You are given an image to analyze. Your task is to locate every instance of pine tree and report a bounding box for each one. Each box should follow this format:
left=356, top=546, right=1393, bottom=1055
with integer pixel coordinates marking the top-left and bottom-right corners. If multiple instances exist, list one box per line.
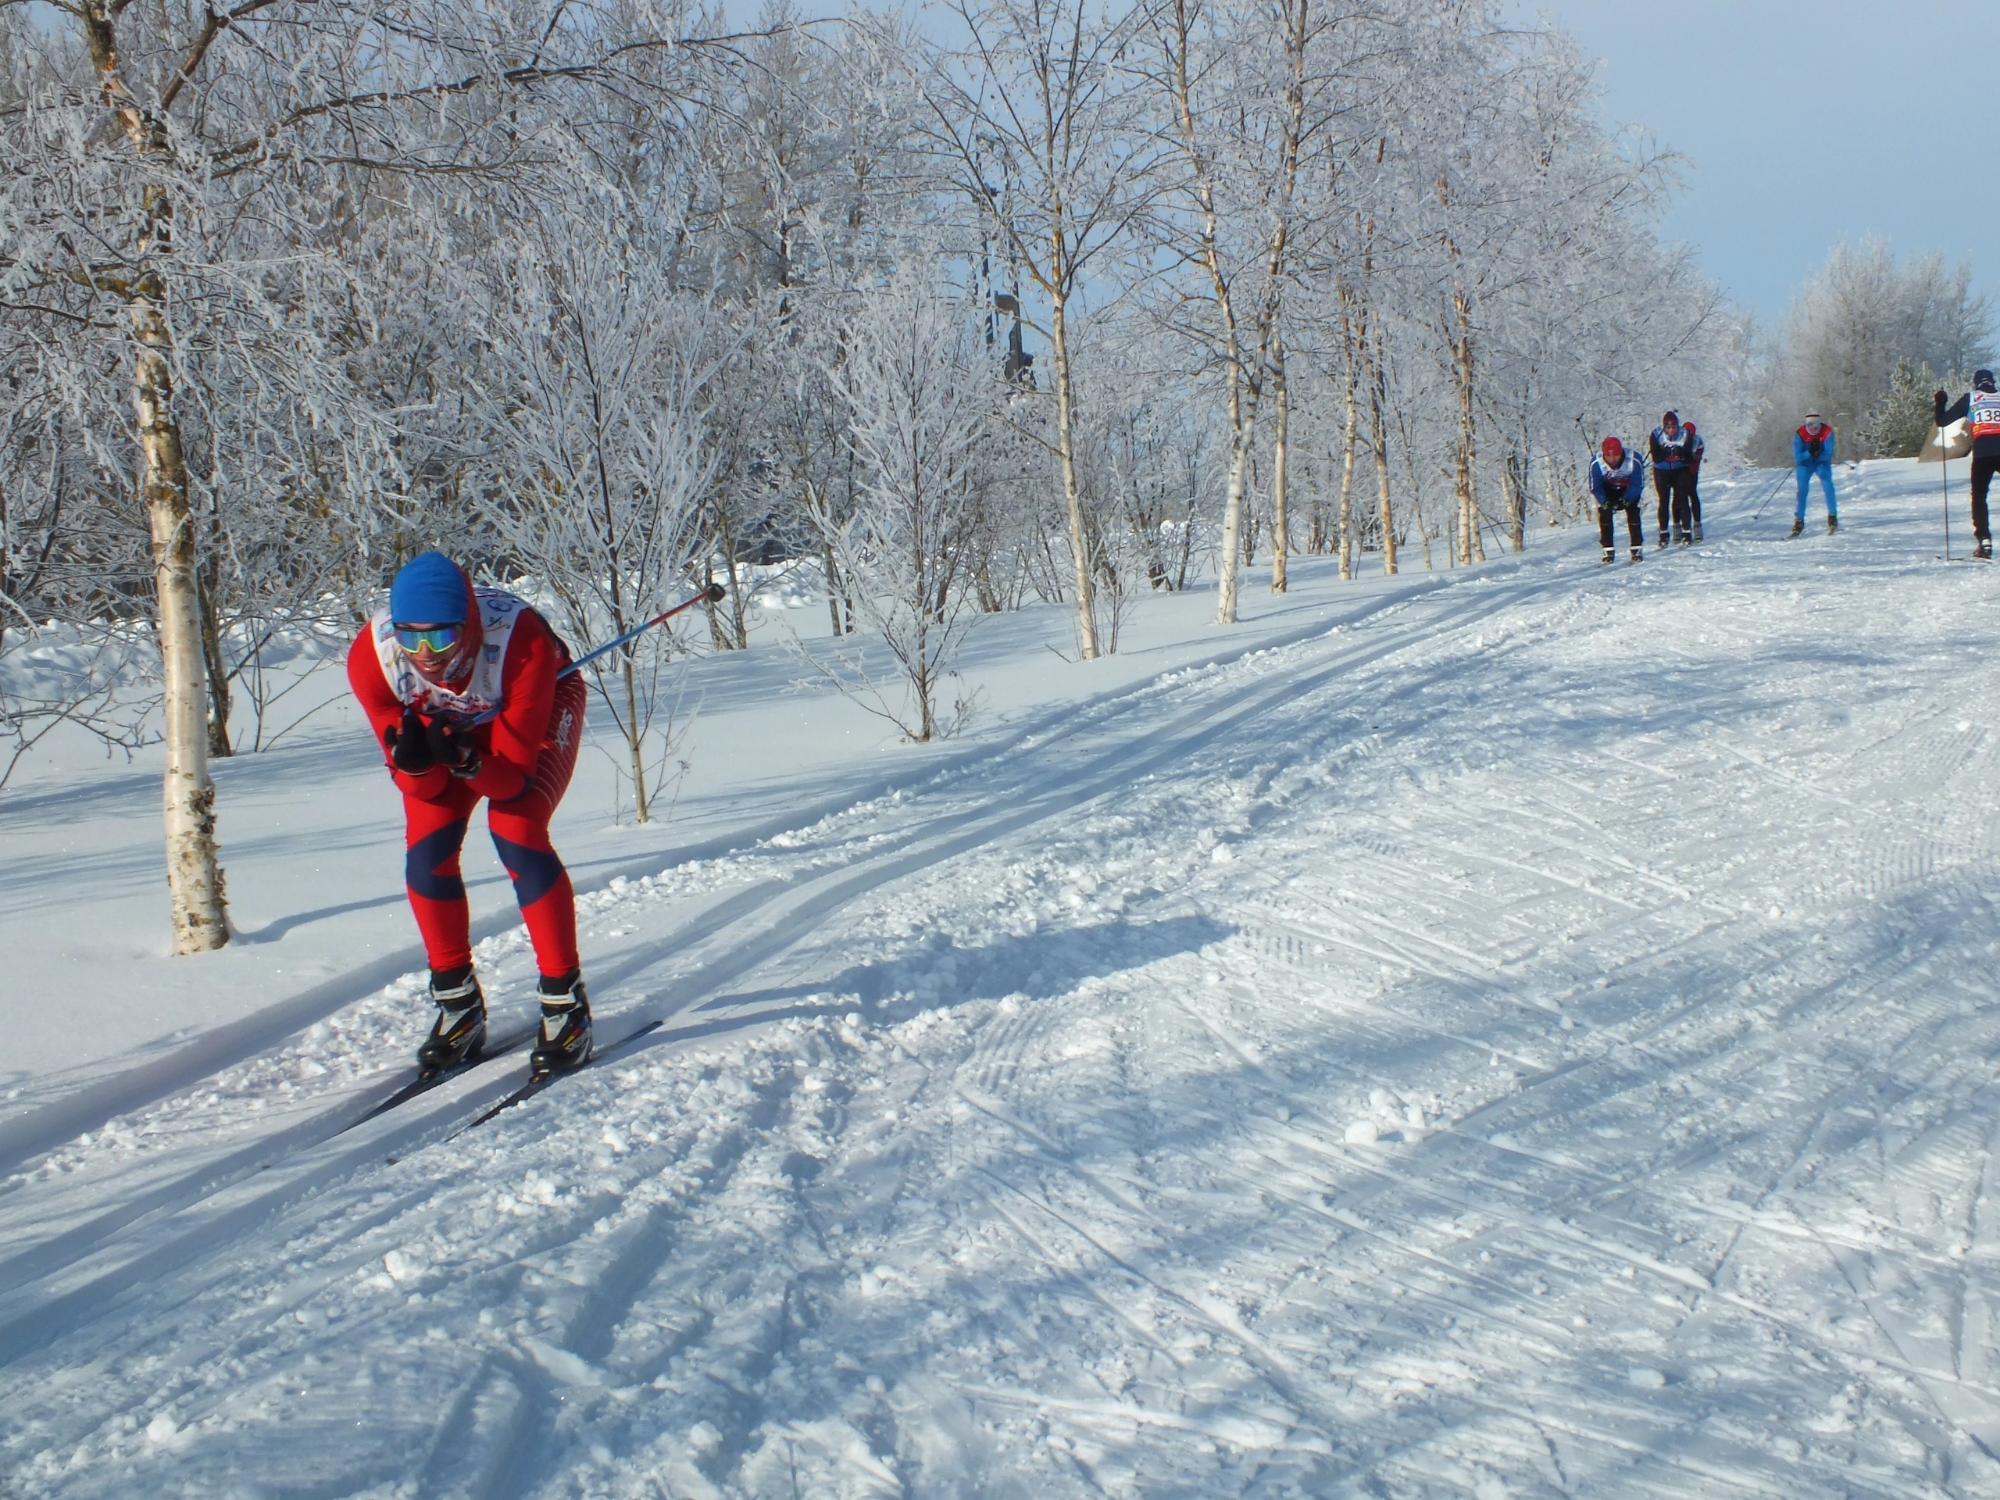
left=1859, top=360, right=1946, bottom=459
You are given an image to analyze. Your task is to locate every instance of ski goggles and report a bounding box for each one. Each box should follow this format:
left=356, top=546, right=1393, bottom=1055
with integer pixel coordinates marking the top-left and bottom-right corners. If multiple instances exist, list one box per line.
left=394, top=623, right=463, bottom=654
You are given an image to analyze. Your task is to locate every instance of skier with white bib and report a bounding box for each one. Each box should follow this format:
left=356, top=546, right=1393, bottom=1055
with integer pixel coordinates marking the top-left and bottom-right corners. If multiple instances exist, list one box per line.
left=1935, top=369, right=2000, bottom=558
left=1648, top=411, right=1699, bottom=547
left=345, top=550, right=594, bottom=1080
left=1588, top=436, right=1646, bottom=564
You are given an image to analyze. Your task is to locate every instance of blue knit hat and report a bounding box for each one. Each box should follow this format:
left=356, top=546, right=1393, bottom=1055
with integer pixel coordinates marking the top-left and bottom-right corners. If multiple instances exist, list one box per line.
left=389, top=551, right=470, bottom=625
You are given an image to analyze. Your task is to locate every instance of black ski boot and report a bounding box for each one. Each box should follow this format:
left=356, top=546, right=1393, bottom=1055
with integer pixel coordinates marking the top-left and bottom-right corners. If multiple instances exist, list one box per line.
left=1691, top=523, right=1704, bottom=543
left=417, top=965, right=487, bottom=1077
left=1788, top=517, right=1804, bottom=538
left=1629, top=546, right=1643, bottom=563
left=1827, top=515, right=1839, bottom=535
left=529, top=970, right=593, bottom=1079
left=1601, top=546, right=1615, bottom=565
left=1977, top=536, right=1993, bottom=560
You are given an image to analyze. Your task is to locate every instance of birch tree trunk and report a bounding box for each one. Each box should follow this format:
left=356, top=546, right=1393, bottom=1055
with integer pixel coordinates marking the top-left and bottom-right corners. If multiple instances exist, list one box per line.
left=1050, top=296, right=1102, bottom=660
left=84, top=10, right=229, bottom=952
left=1337, top=300, right=1360, bottom=582
left=1215, top=391, right=1255, bottom=625
left=1270, top=333, right=1289, bottom=594
left=1452, top=288, right=1479, bottom=566
left=1366, top=317, right=1396, bottom=577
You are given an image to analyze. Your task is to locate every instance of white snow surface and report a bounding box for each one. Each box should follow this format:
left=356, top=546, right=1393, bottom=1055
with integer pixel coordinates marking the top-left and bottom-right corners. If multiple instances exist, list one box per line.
left=6, top=461, right=2000, bottom=1496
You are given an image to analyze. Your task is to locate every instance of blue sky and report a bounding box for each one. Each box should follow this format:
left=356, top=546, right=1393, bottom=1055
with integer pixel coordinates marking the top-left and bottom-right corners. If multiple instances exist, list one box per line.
left=1516, top=0, right=1983, bottom=327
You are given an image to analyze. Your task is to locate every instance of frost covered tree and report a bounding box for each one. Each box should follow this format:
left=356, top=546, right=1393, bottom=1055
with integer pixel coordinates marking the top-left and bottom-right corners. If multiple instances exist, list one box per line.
left=917, top=0, right=1168, bottom=660
left=1749, top=239, right=1992, bottom=462
left=1860, top=360, right=1947, bottom=461
left=1139, top=0, right=1336, bottom=620
left=0, top=1, right=765, bottom=949
left=802, top=270, right=1001, bottom=741
left=467, top=187, right=731, bottom=825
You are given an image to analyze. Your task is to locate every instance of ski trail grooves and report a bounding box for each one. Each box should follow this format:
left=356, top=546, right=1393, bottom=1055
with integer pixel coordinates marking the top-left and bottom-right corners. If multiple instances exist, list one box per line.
left=0, top=566, right=1544, bottom=1364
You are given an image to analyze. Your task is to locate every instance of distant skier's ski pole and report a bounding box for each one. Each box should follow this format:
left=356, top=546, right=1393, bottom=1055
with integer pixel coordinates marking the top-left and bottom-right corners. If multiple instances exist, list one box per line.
left=559, top=582, right=728, bottom=680
left=1943, top=447, right=1953, bottom=562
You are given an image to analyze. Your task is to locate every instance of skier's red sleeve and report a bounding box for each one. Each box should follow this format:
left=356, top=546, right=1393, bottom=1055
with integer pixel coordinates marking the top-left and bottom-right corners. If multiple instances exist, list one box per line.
left=345, top=627, right=451, bottom=801
left=460, top=610, right=564, bottom=805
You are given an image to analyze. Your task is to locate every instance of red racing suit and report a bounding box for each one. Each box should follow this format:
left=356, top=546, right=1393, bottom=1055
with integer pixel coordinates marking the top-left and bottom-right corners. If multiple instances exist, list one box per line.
left=347, top=586, right=587, bottom=980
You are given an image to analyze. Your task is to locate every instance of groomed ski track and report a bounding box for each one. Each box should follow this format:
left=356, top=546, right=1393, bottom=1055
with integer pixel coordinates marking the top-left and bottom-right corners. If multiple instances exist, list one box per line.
left=7, top=461, right=2000, bottom=1496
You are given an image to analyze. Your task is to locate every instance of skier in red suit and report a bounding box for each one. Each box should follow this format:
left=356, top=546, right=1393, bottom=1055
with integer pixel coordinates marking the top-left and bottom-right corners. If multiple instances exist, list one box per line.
left=346, top=550, right=592, bottom=1078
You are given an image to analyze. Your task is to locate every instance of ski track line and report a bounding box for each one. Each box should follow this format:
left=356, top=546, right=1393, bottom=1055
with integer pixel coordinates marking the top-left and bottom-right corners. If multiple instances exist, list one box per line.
left=1153, top=984, right=1947, bottom=1487
left=1275, top=930, right=1999, bottom=1282
left=1234, top=917, right=1549, bottom=1074
left=1209, top=1153, right=1860, bottom=1498
left=1246, top=1171, right=1933, bottom=1500
left=0, top=565, right=1556, bottom=1368
left=1174, top=905, right=2000, bottom=1440
left=1241, top=902, right=1809, bottom=1176
left=972, top=1163, right=1328, bottom=1426
left=0, top=1008, right=650, bottom=1367
left=1468, top=926, right=1976, bottom=1214
left=1951, top=1110, right=2000, bottom=1407
left=1291, top=1131, right=2000, bottom=1421
left=1828, top=1241, right=2000, bottom=1477
left=456, top=1088, right=792, bottom=1500
left=970, top=1169, right=1200, bottom=1375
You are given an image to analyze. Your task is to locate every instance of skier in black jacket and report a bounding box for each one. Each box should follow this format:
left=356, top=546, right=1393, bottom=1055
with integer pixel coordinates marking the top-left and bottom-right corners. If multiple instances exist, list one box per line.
left=1648, top=411, right=1699, bottom=547
left=1936, top=369, right=2000, bottom=559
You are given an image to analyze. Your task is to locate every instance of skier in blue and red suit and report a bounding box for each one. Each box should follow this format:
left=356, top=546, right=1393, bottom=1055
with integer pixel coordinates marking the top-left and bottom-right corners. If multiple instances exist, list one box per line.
left=1588, top=435, right=1646, bottom=563
left=1647, top=410, right=1699, bottom=548
left=347, top=550, right=593, bottom=1079
left=1791, top=411, right=1839, bottom=536
left=1935, top=369, right=2000, bottom=558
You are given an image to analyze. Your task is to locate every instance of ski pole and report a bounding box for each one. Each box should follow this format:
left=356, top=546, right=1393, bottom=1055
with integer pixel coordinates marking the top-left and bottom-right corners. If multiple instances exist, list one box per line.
left=1943, top=438, right=1953, bottom=561
left=559, top=581, right=727, bottom=680
left=459, top=582, right=727, bottom=727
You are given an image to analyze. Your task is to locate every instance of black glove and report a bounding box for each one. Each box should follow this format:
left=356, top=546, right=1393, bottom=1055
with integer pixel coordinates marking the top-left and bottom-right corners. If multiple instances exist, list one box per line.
left=1806, top=438, right=1823, bottom=461
left=425, top=719, right=480, bottom=778
left=1936, top=388, right=1949, bottom=406
left=385, top=708, right=433, bottom=774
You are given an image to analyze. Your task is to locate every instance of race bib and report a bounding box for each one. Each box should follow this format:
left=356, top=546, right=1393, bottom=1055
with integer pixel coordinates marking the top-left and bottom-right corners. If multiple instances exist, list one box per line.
left=372, top=587, right=526, bottom=725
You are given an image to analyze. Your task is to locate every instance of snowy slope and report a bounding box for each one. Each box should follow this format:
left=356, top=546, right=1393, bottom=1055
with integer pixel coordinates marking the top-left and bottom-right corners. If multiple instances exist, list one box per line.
left=6, top=461, right=2000, bottom=1496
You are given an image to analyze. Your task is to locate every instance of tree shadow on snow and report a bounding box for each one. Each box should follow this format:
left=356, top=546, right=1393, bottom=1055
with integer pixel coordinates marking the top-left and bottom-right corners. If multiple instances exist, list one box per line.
left=650, top=914, right=1237, bottom=1047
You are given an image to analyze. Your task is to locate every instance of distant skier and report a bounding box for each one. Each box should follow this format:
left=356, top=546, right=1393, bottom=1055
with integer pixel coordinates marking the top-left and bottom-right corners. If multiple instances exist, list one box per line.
left=1684, top=421, right=1706, bottom=542
left=1589, top=436, right=1646, bottom=564
left=1791, top=411, right=1839, bottom=536
left=1934, top=369, right=2000, bottom=559
left=1648, top=411, right=1698, bottom=547
left=346, top=551, right=594, bottom=1080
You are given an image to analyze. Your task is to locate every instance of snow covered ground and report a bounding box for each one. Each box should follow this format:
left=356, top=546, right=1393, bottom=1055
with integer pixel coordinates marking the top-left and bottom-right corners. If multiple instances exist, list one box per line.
left=6, top=459, right=2000, bottom=1497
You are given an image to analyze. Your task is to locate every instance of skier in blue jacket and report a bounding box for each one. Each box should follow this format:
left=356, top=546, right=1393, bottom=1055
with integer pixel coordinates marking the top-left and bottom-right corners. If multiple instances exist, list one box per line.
left=1791, top=411, right=1839, bottom=536
left=1588, top=436, right=1646, bottom=563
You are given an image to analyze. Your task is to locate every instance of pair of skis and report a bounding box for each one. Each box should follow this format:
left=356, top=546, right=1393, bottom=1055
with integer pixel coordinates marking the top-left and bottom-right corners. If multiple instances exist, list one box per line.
left=339, top=1013, right=663, bottom=1149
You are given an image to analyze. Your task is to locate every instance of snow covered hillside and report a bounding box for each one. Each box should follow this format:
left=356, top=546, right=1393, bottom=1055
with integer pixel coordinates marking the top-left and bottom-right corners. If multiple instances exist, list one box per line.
left=5, top=460, right=2000, bottom=1497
